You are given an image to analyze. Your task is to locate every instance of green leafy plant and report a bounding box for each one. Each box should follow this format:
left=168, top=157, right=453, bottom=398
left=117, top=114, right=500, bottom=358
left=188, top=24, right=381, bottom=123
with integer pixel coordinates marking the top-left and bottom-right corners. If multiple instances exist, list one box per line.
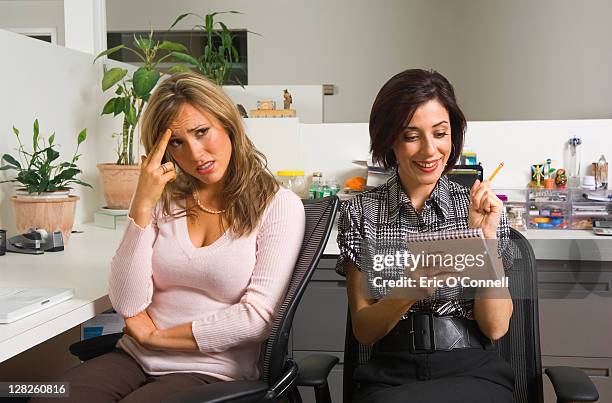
left=94, top=29, right=188, bottom=165
left=0, top=119, right=91, bottom=194
left=169, top=11, right=249, bottom=85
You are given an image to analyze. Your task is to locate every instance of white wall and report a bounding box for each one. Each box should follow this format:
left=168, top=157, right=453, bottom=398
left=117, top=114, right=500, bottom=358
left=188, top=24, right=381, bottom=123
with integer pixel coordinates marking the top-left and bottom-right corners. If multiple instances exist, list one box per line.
left=246, top=118, right=612, bottom=192
left=4, top=1, right=612, bottom=123
left=0, top=28, right=126, bottom=233
left=105, top=0, right=612, bottom=123
left=0, top=0, right=65, bottom=45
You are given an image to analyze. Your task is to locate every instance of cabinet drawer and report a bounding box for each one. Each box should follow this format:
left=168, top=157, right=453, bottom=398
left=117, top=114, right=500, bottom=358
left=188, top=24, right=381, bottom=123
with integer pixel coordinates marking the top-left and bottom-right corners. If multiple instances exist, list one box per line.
left=538, top=270, right=612, bottom=299
left=542, top=356, right=611, bottom=403
left=539, top=297, right=612, bottom=357
left=292, top=280, right=347, bottom=351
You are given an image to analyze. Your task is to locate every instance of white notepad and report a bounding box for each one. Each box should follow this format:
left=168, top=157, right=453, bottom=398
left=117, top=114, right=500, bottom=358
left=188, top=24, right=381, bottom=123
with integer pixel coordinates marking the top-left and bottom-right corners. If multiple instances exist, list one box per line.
left=0, top=287, right=74, bottom=323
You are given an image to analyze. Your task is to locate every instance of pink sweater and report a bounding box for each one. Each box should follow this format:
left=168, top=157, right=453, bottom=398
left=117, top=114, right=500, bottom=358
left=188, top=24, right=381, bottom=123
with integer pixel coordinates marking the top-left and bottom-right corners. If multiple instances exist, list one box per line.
left=108, top=188, right=305, bottom=381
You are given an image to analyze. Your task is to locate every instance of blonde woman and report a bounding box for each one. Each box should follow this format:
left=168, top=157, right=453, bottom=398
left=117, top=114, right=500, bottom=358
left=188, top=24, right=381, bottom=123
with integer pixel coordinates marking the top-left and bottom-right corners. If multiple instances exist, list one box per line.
left=35, top=72, right=305, bottom=403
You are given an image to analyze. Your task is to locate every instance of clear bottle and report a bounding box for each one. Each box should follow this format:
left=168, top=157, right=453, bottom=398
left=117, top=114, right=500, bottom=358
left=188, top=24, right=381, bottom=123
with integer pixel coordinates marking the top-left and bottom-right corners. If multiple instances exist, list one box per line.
left=309, top=172, right=322, bottom=199
left=317, top=179, right=331, bottom=199
left=596, top=155, right=608, bottom=190
left=328, top=177, right=340, bottom=196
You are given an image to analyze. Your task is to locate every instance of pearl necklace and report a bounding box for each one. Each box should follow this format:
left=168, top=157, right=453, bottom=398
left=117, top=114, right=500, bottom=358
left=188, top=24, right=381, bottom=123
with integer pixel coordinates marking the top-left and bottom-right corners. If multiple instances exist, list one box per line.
left=192, top=190, right=226, bottom=214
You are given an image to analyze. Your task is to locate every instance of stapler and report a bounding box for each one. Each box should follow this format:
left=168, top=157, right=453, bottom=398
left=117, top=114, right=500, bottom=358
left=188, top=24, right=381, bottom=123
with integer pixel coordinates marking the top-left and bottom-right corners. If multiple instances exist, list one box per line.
left=6, top=229, right=64, bottom=255
left=593, top=220, right=612, bottom=236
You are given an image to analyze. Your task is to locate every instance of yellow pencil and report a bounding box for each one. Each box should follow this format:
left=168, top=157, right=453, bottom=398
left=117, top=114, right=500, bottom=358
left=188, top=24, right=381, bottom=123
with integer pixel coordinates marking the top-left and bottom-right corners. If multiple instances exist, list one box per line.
left=487, top=162, right=504, bottom=182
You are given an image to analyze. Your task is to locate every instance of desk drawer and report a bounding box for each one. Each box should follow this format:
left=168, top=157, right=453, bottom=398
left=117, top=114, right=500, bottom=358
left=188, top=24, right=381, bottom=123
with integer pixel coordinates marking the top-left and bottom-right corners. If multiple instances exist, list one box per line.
left=539, top=297, right=612, bottom=357
left=542, top=356, right=611, bottom=403
left=538, top=270, right=612, bottom=299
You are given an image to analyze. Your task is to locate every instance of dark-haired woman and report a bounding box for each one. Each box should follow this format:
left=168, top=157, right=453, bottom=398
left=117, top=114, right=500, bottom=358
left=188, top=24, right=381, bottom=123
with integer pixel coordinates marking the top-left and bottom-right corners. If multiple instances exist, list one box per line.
left=337, top=69, right=514, bottom=402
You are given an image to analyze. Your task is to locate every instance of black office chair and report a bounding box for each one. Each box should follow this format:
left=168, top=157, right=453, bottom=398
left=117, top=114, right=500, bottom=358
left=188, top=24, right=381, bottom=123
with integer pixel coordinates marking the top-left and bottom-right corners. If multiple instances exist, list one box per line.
left=297, top=228, right=600, bottom=403
left=69, top=196, right=339, bottom=403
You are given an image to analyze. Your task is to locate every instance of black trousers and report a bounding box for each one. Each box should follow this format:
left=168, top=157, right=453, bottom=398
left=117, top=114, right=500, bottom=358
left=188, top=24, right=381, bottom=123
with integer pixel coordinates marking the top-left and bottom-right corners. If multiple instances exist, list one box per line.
left=353, top=347, right=514, bottom=403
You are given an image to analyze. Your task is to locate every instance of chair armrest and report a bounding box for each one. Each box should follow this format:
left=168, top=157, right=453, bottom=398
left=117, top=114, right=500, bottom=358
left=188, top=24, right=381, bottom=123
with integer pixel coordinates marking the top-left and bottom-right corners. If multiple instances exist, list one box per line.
left=162, top=380, right=268, bottom=403
left=296, top=354, right=339, bottom=387
left=545, top=366, right=599, bottom=402
left=69, top=332, right=123, bottom=361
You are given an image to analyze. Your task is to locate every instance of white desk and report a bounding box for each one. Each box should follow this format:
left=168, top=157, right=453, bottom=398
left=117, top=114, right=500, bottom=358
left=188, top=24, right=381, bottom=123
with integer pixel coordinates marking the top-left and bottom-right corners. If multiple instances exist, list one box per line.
left=2, top=221, right=610, bottom=363
left=0, top=224, right=124, bottom=363
left=323, top=228, right=612, bottom=261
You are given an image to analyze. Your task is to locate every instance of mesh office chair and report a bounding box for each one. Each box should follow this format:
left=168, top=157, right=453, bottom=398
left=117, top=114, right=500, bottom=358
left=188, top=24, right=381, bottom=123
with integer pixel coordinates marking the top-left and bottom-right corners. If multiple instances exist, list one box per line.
left=297, top=228, right=599, bottom=403
left=70, top=196, right=339, bottom=403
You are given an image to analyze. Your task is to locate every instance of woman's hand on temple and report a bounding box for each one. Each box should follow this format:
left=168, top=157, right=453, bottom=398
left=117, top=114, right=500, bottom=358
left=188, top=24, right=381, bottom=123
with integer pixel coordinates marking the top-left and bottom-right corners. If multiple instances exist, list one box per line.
left=468, top=179, right=503, bottom=239
left=129, top=129, right=177, bottom=227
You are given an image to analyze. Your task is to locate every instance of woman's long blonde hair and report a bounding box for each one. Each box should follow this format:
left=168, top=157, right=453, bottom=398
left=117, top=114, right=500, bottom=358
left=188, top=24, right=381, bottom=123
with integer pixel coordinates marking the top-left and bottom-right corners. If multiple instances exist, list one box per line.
left=140, top=72, right=279, bottom=237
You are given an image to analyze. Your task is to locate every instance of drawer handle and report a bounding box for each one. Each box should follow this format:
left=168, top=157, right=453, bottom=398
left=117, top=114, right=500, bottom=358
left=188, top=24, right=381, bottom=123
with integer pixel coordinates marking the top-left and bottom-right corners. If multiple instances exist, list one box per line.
left=539, top=282, right=610, bottom=292
left=580, top=367, right=610, bottom=377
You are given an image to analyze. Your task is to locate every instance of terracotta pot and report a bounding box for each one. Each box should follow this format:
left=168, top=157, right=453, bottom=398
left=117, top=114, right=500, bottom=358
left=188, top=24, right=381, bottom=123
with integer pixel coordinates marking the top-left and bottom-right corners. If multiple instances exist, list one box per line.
left=11, top=195, right=79, bottom=245
left=97, top=163, right=140, bottom=209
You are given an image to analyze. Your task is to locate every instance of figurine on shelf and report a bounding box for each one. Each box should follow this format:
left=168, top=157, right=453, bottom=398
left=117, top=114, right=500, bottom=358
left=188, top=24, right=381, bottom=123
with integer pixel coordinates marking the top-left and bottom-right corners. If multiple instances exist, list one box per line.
left=555, top=168, right=567, bottom=189
left=543, top=159, right=556, bottom=189
left=283, top=89, right=293, bottom=110
left=529, top=163, right=545, bottom=188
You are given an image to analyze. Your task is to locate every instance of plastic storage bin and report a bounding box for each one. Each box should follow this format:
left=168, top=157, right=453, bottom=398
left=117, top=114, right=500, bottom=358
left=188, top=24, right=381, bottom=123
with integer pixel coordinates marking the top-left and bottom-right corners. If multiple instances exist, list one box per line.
left=526, top=189, right=569, bottom=229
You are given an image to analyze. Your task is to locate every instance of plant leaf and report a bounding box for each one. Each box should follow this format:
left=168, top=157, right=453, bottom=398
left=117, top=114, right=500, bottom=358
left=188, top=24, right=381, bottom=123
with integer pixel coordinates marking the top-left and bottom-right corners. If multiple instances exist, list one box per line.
left=102, top=98, right=117, bottom=115
left=170, top=51, right=200, bottom=66
left=159, top=41, right=188, bottom=52
left=113, top=97, right=125, bottom=116
left=132, top=67, right=160, bottom=98
left=102, top=68, right=128, bottom=91
left=2, top=154, right=21, bottom=168
left=47, top=147, right=60, bottom=163
left=33, top=119, right=39, bottom=150
left=94, top=44, right=126, bottom=62
left=12, top=126, right=19, bottom=137
left=167, top=64, right=192, bottom=74
left=126, top=105, right=137, bottom=126
left=77, top=128, right=87, bottom=145
left=48, top=132, right=55, bottom=145
left=169, top=13, right=194, bottom=30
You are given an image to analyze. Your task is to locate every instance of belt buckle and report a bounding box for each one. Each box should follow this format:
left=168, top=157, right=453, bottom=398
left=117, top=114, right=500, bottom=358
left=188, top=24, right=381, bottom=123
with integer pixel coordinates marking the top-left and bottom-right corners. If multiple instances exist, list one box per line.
left=409, top=313, right=436, bottom=354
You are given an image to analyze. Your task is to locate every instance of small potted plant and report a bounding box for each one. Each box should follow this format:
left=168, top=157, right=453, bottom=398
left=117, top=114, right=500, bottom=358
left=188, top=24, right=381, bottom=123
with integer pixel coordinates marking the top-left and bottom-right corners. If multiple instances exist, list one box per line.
left=0, top=119, right=91, bottom=245
left=168, top=11, right=249, bottom=85
left=94, top=30, right=187, bottom=209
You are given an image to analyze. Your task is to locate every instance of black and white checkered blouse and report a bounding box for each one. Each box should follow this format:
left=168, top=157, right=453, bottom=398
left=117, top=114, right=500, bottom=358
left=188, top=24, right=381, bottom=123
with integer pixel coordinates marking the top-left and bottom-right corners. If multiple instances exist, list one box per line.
left=336, top=170, right=513, bottom=320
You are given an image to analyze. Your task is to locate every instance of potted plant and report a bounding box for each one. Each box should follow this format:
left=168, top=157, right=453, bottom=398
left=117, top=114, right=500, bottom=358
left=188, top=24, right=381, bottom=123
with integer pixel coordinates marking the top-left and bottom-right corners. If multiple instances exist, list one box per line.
left=0, top=119, right=91, bottom=245
left=94, top=29, right=187, bottom=209
left=168, top=11, right=248, bottom=85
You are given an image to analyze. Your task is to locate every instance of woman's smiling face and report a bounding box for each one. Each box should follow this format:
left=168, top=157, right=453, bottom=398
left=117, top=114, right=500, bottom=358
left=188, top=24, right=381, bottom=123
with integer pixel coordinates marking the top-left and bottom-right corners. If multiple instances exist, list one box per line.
left=393, top=99, right=452, bottom=189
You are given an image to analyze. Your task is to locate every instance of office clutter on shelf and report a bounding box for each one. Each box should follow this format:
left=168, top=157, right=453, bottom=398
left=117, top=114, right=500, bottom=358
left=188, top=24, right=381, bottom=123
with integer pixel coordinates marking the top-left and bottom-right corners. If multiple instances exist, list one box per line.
left=249, top=89, right=297, bottom=118
left=276, top=170, right=307, bottom=198
left=495, top=188, right=612, bottom=231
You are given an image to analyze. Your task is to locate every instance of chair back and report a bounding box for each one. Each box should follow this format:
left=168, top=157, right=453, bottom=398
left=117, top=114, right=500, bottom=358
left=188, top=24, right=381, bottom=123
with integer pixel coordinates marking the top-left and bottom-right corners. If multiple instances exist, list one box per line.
left=497, top=227, right=543, bottom=403
left=341, top=227, right=543, bottom=403
left=261, top=196, right=339, bottom=385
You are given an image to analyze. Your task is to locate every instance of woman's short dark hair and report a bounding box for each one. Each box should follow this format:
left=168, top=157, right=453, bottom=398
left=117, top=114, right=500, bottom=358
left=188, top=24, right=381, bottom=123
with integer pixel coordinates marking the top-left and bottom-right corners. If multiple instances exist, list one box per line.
left=369, top=69, right=466, bottom=174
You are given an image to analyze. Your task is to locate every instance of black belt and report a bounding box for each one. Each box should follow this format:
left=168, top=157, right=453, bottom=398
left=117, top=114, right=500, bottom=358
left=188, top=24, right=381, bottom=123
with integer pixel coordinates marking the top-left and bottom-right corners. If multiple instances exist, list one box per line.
left=378, top=313, right=492, bottom=354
